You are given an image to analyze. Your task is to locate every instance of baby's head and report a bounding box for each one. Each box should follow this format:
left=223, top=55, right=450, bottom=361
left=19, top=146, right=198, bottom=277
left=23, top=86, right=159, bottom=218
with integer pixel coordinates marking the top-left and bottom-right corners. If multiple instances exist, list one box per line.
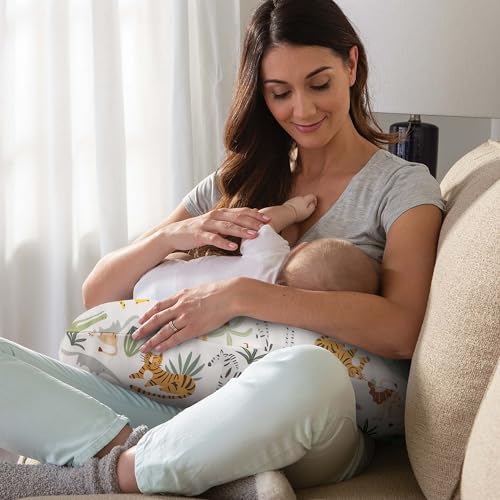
left=278, top=239, right=379, bottom=294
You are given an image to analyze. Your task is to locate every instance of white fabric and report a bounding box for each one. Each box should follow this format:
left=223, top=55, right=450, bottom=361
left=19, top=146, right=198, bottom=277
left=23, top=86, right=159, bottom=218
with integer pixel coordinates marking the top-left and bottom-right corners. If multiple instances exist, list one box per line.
left=0, top=0, right=242, bottom=356
left=134, top=225, right=290, bottom=300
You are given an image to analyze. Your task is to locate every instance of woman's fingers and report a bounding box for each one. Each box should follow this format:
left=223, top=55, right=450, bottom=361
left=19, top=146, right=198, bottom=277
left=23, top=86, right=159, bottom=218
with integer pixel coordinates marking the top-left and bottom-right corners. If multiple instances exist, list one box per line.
left=131, top=280, right=235, bottom=353
left=167, top=207, right=270, bottom=253
left=132, top=296, right=196, bottom=352
left=132, top=298, right=177, bottom=340
left=215, top=207, right=270, bottom=230
left=195, top=208, right=270, bottom=250
left=153, top=324, right=193, bottom=352
left=198, top=231, right=239, bottom=251
left=139, top=317, right=181, bottom=353
left=223, top=207, right=270, bottom=220
left=202, top=220, right=258, bottom=242
left=131, top=298, right=191, bottom=352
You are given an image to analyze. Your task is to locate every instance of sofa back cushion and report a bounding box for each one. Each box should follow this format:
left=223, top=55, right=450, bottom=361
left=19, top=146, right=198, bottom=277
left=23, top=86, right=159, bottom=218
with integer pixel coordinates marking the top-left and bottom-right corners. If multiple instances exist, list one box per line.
left=461, top=360, right=500, bottom=500
left=404, top=140, right=500, bottom=500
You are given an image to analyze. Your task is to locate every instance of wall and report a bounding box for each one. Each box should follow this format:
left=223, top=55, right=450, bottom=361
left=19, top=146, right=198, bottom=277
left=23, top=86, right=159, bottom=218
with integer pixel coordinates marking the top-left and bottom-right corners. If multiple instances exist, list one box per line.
left=238, top=2, right=497, bottom=182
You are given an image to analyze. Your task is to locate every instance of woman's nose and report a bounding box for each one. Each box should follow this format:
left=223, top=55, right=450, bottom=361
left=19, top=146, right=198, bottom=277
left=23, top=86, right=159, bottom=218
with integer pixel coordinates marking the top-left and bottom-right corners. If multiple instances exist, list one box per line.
left=292, top=92, right=316, bottom=121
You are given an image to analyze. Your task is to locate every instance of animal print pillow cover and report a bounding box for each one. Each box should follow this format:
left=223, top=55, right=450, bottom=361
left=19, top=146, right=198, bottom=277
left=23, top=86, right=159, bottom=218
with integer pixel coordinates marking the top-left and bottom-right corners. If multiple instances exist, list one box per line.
left=59, top=299, right=409, bottom=439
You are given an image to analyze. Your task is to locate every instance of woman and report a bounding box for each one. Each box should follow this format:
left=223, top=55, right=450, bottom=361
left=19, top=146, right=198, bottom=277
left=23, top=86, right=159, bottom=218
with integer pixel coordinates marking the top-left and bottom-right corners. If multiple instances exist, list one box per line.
left=0, top=0, right=443, bottom=497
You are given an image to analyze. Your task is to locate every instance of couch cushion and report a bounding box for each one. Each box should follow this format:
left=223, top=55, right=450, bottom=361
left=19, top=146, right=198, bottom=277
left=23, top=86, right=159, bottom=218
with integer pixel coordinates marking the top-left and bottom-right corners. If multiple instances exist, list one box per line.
left=296, top=441, right=424, bottom=499
left=405, top=140, right=500, bottom=499
left=20, top=493, right=188, bottom=500
left=21, top=442, right=424, bottom=500
left=461, top=360, right=500, bottom=500
left=20, top=496, right=190, bottom=500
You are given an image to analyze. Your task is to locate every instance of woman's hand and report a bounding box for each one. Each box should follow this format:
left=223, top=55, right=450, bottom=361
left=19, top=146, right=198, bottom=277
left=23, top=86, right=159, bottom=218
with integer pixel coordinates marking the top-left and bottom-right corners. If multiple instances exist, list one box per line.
left=132, top=279, right=239, bottom=352
left=164, top=207, right=270, bottom=253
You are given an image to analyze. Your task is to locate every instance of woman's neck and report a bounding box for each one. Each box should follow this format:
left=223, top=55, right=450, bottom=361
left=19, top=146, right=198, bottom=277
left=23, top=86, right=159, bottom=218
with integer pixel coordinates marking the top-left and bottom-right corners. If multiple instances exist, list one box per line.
left=296, top=121, right=379, bottom=180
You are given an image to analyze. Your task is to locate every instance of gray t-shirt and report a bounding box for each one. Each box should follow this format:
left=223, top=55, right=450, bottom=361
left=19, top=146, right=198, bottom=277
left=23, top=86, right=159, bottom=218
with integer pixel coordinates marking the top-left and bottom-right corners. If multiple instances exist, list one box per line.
left=182, top=149, right=445, bottom=264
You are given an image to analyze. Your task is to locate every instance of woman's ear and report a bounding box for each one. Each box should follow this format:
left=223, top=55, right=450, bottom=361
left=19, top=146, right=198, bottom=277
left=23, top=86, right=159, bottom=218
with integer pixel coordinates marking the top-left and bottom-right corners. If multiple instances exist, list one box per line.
left=348, top=45, right=358, bottom=87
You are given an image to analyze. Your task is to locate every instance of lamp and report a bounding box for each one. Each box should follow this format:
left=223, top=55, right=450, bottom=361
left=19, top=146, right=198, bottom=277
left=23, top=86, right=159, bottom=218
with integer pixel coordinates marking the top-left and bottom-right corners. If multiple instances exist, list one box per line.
left=336, top=0, right=500, bottom=177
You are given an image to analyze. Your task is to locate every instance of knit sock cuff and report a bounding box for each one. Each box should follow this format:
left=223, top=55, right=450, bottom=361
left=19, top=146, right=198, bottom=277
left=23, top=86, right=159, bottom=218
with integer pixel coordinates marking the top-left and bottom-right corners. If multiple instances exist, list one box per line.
left=124, top=425, right=149, bottom=448
left=99, top=425, right=149, bottom=494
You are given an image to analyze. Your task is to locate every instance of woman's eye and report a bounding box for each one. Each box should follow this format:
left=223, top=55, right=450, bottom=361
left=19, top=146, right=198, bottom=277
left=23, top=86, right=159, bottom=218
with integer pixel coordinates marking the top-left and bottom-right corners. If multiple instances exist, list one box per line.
left=272, top=91, right=291, bottom=100
left=311, top=82, right=330, bottom=91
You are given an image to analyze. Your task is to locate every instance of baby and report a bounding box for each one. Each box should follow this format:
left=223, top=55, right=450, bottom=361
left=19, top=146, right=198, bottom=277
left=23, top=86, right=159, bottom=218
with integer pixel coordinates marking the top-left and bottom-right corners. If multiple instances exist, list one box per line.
left=278, top=236, right=379, bottom=294
left=133, top=195, right=379, bottom=300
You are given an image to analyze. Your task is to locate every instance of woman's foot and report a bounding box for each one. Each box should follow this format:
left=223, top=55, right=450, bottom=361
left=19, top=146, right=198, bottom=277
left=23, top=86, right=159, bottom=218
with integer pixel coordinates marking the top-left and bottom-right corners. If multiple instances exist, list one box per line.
left=204, top=470, right=296, bottom=500
left=0, top=425, right=148, bottom=500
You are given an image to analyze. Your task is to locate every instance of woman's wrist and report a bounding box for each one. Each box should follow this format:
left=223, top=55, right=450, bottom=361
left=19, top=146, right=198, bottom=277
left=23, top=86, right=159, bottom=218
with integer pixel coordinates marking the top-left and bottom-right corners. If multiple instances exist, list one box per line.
left=226, top=277, right=253, bottom=317
left=228, top=276, right=273, bottom=318
left=157, top=225, right=180, bottom=257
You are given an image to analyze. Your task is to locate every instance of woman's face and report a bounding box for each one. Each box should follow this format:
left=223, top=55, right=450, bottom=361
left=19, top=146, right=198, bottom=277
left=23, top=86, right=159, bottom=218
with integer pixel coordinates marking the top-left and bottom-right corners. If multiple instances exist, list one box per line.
left=261, top=44, right=357, bottom=150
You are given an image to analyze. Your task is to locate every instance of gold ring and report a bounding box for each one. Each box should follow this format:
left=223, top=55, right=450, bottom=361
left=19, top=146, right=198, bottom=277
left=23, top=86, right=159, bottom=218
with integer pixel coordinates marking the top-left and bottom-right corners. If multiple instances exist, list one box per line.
left=169, top=320, right=179, bottom=333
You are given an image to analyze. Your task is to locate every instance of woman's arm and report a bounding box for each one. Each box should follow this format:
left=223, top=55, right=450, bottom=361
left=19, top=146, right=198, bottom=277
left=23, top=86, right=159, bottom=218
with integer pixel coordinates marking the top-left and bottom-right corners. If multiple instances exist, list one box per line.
left=133, top=204, right=442, bottom=359
left=236, top=204, right=443, bottom=358
left=82, top=204, right=270, bottom=309
left=82, top=204, right=191, bottom=309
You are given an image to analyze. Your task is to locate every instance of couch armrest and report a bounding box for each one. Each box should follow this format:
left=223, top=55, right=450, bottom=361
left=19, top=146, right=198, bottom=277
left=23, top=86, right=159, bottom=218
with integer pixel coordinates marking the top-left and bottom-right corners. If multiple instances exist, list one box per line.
left=461, top=360, right=500, bottom=499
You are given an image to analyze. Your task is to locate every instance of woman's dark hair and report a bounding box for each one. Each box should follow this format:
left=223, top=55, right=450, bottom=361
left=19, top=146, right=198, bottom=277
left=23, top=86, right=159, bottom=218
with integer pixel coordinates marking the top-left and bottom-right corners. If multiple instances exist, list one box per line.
left=194, top=0, right=395, bottom=257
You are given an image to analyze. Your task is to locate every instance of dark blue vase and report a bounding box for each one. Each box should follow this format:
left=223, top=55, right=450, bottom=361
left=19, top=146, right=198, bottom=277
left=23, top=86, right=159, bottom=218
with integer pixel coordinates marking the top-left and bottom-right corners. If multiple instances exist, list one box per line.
left=389, top=115, right=438, bottom=178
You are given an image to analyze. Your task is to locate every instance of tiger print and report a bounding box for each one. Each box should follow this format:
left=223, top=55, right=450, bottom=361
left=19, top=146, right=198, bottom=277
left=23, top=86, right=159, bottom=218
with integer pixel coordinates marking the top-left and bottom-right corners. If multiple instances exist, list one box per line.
left=368, top=381, right=397, bottom=405
left=368, top=380, right=395, bottom=404
left=314, top=336, right=369, bottom=379
left=129, top=352, right=196, bottom=399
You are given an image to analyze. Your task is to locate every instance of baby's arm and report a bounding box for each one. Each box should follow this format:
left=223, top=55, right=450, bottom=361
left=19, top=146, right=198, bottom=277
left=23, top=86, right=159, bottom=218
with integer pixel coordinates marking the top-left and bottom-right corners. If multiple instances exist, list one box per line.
left=259, top=194, right=317, bottom=234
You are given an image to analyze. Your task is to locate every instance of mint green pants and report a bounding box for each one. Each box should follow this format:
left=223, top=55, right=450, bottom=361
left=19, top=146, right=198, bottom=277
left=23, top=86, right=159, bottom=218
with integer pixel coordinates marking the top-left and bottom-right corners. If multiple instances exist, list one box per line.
left=0, top=337, right=372, bottom=495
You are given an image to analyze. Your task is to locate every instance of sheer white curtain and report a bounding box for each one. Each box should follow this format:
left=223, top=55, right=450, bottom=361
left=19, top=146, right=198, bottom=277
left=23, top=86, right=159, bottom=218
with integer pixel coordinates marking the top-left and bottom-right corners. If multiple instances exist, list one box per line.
left=0, top=0, right=244, bottom=356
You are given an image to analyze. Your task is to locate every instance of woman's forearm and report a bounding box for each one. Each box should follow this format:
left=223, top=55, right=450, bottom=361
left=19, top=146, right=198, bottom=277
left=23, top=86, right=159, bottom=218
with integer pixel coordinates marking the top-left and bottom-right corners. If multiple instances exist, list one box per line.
left=83, top=204, right=194, bottom=309
left=232, top=278, right=421, bottom=359
left=82, top=204, right=271, bottom=310
left=82, top=230, right=175, bottom=309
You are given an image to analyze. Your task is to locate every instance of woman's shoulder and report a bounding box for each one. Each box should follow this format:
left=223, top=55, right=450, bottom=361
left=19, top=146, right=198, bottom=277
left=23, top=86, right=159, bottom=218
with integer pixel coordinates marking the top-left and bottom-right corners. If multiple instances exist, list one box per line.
left=182, top=170, right=221, bottom=216
left=363, top=149, right=445, bottom=231
left=367, top=149, right=435, bottom=180
left=360, top=149, right=442, bottom=201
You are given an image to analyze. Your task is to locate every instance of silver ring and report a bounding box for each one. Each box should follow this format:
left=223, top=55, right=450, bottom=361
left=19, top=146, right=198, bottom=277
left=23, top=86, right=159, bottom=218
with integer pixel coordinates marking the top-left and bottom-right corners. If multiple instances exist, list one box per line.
left=169, top=320, right=179, bottom=333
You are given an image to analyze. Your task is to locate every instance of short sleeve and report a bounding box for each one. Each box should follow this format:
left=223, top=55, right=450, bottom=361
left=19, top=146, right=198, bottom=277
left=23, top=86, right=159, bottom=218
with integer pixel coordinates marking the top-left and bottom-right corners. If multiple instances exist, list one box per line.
left=182, top=172, right=221, bottom=216
left=378, top=164, right=445, bottom=233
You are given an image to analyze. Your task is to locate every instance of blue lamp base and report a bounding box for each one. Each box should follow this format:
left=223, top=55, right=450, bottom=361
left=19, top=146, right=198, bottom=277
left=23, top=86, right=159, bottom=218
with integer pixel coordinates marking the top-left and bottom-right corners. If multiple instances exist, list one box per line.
left=388, top=115, right=438, bottom=178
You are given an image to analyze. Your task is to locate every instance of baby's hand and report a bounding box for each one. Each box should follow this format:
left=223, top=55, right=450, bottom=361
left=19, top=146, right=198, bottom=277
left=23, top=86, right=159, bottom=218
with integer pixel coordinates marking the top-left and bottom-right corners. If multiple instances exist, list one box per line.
left=283, top=194, right=317, bottom=222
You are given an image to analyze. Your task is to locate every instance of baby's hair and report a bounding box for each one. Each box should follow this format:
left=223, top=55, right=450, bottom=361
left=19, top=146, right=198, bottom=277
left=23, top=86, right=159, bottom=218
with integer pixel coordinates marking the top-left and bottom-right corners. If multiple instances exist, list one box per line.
left=278, top=239, right=379, bottom=294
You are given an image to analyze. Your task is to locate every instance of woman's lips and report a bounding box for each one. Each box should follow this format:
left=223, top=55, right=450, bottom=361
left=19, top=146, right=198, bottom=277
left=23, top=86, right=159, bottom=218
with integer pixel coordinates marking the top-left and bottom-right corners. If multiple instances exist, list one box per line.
left=293, top=117, right=325, bottom=134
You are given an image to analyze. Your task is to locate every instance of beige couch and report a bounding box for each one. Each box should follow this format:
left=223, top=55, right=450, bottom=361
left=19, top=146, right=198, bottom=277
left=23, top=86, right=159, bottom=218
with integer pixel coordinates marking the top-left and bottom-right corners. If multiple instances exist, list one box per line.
left=23, top=141, right=500, bottom=500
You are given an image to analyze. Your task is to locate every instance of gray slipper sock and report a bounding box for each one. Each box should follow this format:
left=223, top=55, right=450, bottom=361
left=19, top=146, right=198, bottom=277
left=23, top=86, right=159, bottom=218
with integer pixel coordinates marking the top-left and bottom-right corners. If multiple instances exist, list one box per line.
left=0, top=425, right=148, bottom=500
left=204, top=470, right=296, bottom=500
